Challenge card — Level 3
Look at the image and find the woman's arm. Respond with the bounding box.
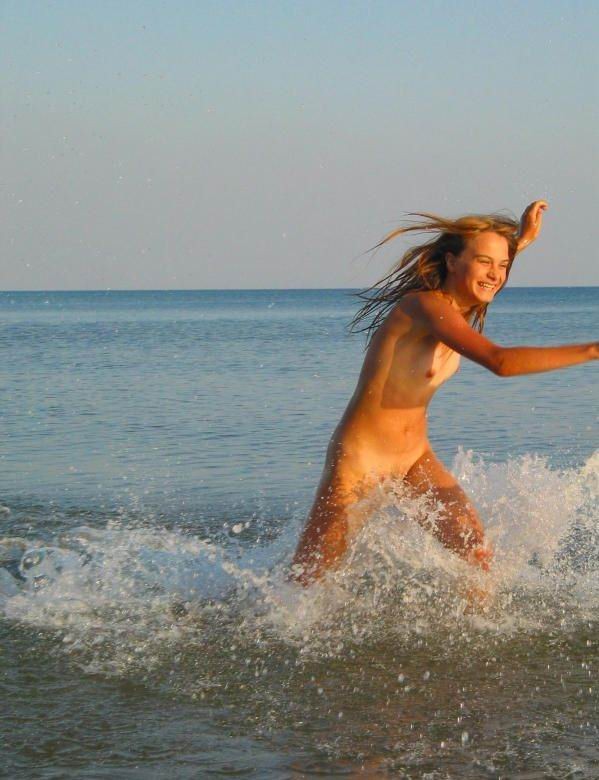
[494,342,598,376]
[404,294,598,377]
[516,200,548,253]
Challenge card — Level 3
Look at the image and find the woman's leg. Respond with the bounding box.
[404,449,492,570]
[291,478,354,584]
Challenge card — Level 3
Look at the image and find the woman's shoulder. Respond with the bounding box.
[399,289,450,314]
[380,291,445,334]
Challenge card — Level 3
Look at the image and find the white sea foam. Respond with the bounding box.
[1,450,597,674]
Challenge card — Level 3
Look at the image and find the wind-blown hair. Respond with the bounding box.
[350,212,520,345]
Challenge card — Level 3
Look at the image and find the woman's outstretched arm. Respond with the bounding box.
[493,342,598,377]
[403,294,598,377]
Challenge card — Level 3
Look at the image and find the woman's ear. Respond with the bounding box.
[445,252,457,273]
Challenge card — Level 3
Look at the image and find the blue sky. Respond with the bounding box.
[2,0,598,289]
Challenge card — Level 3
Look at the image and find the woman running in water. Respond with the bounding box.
[292,200,598,585]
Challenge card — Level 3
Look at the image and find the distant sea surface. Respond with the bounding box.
[2,288,598,778]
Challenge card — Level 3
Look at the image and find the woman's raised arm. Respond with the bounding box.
[515,200,548,254]
[403,293,598,377]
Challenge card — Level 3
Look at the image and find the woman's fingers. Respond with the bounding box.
[531,200,548,222]
[517,200,548,251]
[524,199,548,222]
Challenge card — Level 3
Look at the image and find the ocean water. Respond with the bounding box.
[1,287,598,779]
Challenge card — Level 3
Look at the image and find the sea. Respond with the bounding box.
[1,287,598,779]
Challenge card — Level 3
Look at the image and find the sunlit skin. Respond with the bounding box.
[292,201,598,585]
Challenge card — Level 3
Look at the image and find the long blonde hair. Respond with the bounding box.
[350,212,520,344]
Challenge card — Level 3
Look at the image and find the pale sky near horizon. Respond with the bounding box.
[2,0,598,290]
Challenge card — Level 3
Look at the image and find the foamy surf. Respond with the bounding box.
[1,450,598,672]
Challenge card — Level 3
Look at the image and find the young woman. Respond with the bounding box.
[292,201,598,585]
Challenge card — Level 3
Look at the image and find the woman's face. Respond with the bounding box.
[445,231,511,306]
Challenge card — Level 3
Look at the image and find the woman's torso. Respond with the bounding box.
[323,293,461,486]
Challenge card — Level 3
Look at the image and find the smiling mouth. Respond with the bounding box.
[478,282,496,290]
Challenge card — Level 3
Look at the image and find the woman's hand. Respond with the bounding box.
[517,200,548,252]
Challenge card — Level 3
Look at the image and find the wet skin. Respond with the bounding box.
[292,229,597,584]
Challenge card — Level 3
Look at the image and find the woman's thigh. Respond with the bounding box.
[404,448,460,491]
[403,449,486,554]
[292,461,381,567]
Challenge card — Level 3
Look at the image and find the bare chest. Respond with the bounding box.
[421,341,461,387]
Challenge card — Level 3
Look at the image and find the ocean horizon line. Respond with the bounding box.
[2,285,598,294]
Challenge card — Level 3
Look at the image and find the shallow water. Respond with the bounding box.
[2,288,598,778]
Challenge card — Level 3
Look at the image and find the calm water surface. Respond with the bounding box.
[1,288,598,778]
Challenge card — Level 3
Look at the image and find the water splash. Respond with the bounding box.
[1,450,598,680]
